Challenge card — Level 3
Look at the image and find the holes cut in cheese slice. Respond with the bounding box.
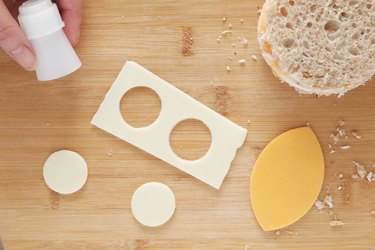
[250,127,324,231]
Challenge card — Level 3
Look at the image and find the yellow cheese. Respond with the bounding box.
[250,127,324,231]
[263,41,272,55]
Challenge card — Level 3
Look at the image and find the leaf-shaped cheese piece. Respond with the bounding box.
[250,127,324,231]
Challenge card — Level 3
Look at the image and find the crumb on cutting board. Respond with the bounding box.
[324,195,334,209]
[351,130,362,139]
[315,194,334,210]
[238,59,246,65]
[182,26,194,56]
[328,144,336,154]
[330,220,344,227]
[353,161,367,179]
[340,145,351,150]
[315,199,325,210]
[244,244,251,250]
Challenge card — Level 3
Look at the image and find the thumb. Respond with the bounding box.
[0,1,36,71]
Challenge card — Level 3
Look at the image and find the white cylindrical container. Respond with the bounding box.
[18,0,81,81]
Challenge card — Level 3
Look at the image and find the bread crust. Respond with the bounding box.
[258,0,375,96]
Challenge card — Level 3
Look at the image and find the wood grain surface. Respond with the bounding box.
[1,0,375,249]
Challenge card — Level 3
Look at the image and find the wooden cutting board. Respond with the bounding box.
[1,0,374,249]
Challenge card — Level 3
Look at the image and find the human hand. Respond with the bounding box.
[0,0,82,71]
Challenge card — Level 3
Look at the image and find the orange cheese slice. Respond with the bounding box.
[250,127,324,231]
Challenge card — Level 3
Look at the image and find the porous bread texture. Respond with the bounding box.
[258,0,375,96]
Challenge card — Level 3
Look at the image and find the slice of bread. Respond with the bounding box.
[258,0,375,96]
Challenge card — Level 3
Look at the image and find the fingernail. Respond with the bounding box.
[10,45,36,71]
[73,31,80,46]
[72,30,80,47]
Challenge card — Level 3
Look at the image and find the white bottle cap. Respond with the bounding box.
[18,0,81,81]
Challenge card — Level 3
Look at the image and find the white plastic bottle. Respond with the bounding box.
[18,0,81,81]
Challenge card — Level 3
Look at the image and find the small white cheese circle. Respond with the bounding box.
[131,182,176,227]
[43,150,88,195]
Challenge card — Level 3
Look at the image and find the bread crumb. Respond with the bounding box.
[371,210,375,216]
[338,173,344,179]
[353,161,367,179]
[182,26,194,56]
[351,130,362,139]
[228,23,233,29]
[247,119,251,124]
[330,220,344,227]
[238,37,249,47]
[337,185,343,190]
[285,230,295,235]
[217,38,221,43]
[328,144,335,154]
[275,230,281,236]
[352,174,359,179]
[329,133,340,144]
[108,150,113,157]
[244,245,251,250]
[228,56,233,60]
[338,119,345,127]
[220,30,233,37]
[251,55,258,61]
[240,19,244,23]
[232,43,237,47]
[226,66,232,72]
[222,17,227,23]
[329,120,347,144]
[366,172,373,183]
[336,126,346,137]
[315,199,325,210]
[340,145,351,150]
[239,59,246,65]
[324,195,334,209]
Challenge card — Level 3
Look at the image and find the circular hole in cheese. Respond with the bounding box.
[169,119,212,161]
[120,87,161,128]
[43,150,88,195]
[250,127,324,231]
[131,182,176,227]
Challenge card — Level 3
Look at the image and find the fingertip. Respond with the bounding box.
[64,26,80,46]
[10,44,37,71]
[58,0,82,46]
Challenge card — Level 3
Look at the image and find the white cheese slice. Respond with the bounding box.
[91,61,247,189]
[131,182,176,227]
[43,150,88,194]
